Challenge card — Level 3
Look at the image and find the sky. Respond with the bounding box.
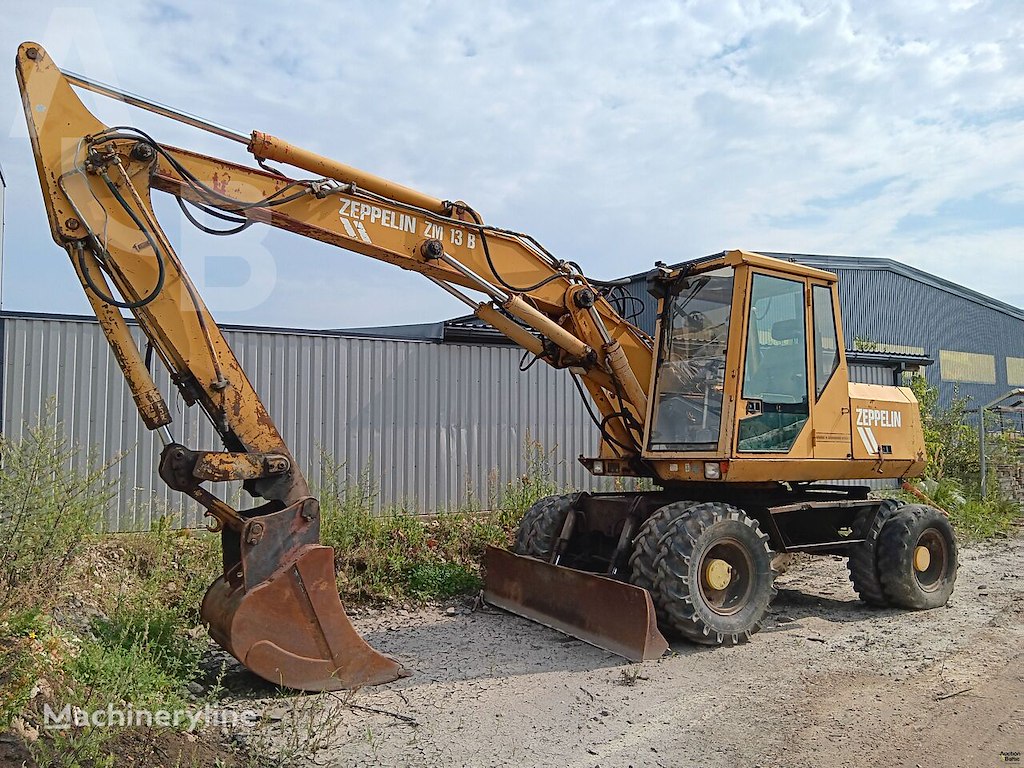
[2,1,1023,329]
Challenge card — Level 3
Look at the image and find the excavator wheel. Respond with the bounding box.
[513,494,574,560]
[628,501,697,625]
[654,502,776,646]
[877,504,958,610]
[847,498,905,606]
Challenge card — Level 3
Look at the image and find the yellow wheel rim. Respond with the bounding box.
[913,545,931,573]
[705,558,733,591]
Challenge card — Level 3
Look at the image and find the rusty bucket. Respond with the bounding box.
[201,499,406,691]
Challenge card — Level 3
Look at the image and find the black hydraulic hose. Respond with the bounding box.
[464,206,569,293]
[572,373,631,455]
[90,127,312,211]
[176,196,252,235]
[75,173,168,312]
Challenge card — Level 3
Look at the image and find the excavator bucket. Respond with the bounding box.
[483,546,668,662]
[200,500,407,691]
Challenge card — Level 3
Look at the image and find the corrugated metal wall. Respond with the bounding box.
[847,362,896,387]
[1,314,608,531]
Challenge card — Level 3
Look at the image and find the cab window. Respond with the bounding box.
[648,268,734,451]
[812,285,839,398]
[738,274,809,452]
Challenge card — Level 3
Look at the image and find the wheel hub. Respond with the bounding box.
[913,527,949,592]
[705,558,733,590]
[697,538,755,617]
[913,545,931,573]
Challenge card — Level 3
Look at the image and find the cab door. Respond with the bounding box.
[734,271,812,455]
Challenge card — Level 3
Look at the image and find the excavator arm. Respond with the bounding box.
[17,42,665,684]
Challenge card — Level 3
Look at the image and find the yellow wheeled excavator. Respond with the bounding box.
[17,42,958,688]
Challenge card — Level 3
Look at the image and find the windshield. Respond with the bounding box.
[648,267,734,451]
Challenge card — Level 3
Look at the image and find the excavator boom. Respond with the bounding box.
[16,43,412,690]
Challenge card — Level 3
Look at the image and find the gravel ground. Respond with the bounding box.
[239,532,1024,768]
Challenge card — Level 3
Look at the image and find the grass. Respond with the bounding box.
[316,436,560,605]
[320,478,527,603]
[947,493,1022,539]
[8,524,218,768]
[0,412,225,766]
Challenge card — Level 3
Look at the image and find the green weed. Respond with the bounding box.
[904,377,1024,539]
[316,451,528,603]
[0,412,115,619]
[497,435,560,514]
[86,606,203,693]
[405,561,482,599]
[948,494,1021,540]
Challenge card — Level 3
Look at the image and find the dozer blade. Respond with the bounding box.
[483,546,668,662]
[201,499,407,691]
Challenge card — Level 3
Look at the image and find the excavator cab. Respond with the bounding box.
[647,265,734,452]
[639,250,926,480]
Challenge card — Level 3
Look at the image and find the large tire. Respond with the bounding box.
[877,504,958,610]
[627,501,698,594]
[627,501,697,627]
[847,498,905,606]
[654,502,776,646]
[513,494,574,560]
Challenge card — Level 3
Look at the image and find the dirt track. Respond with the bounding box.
[240,533,1024,767]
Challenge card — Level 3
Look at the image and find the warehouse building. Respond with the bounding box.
[0,252,1018,530]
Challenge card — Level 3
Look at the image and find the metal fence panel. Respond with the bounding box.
[1,314,606,531]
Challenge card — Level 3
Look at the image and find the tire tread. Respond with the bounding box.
[847,498,905,606]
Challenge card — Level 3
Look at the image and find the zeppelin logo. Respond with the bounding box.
[338,199,420,244]
[856,408,902,428]
[855,408,900,456]
[339,200,417,235]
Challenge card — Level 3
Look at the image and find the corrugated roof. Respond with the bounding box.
[846,349,933,368]
[0,310,452,343]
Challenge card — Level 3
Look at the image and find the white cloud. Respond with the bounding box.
[1,0,1022,327]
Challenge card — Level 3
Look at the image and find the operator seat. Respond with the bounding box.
[748,319,805,400]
